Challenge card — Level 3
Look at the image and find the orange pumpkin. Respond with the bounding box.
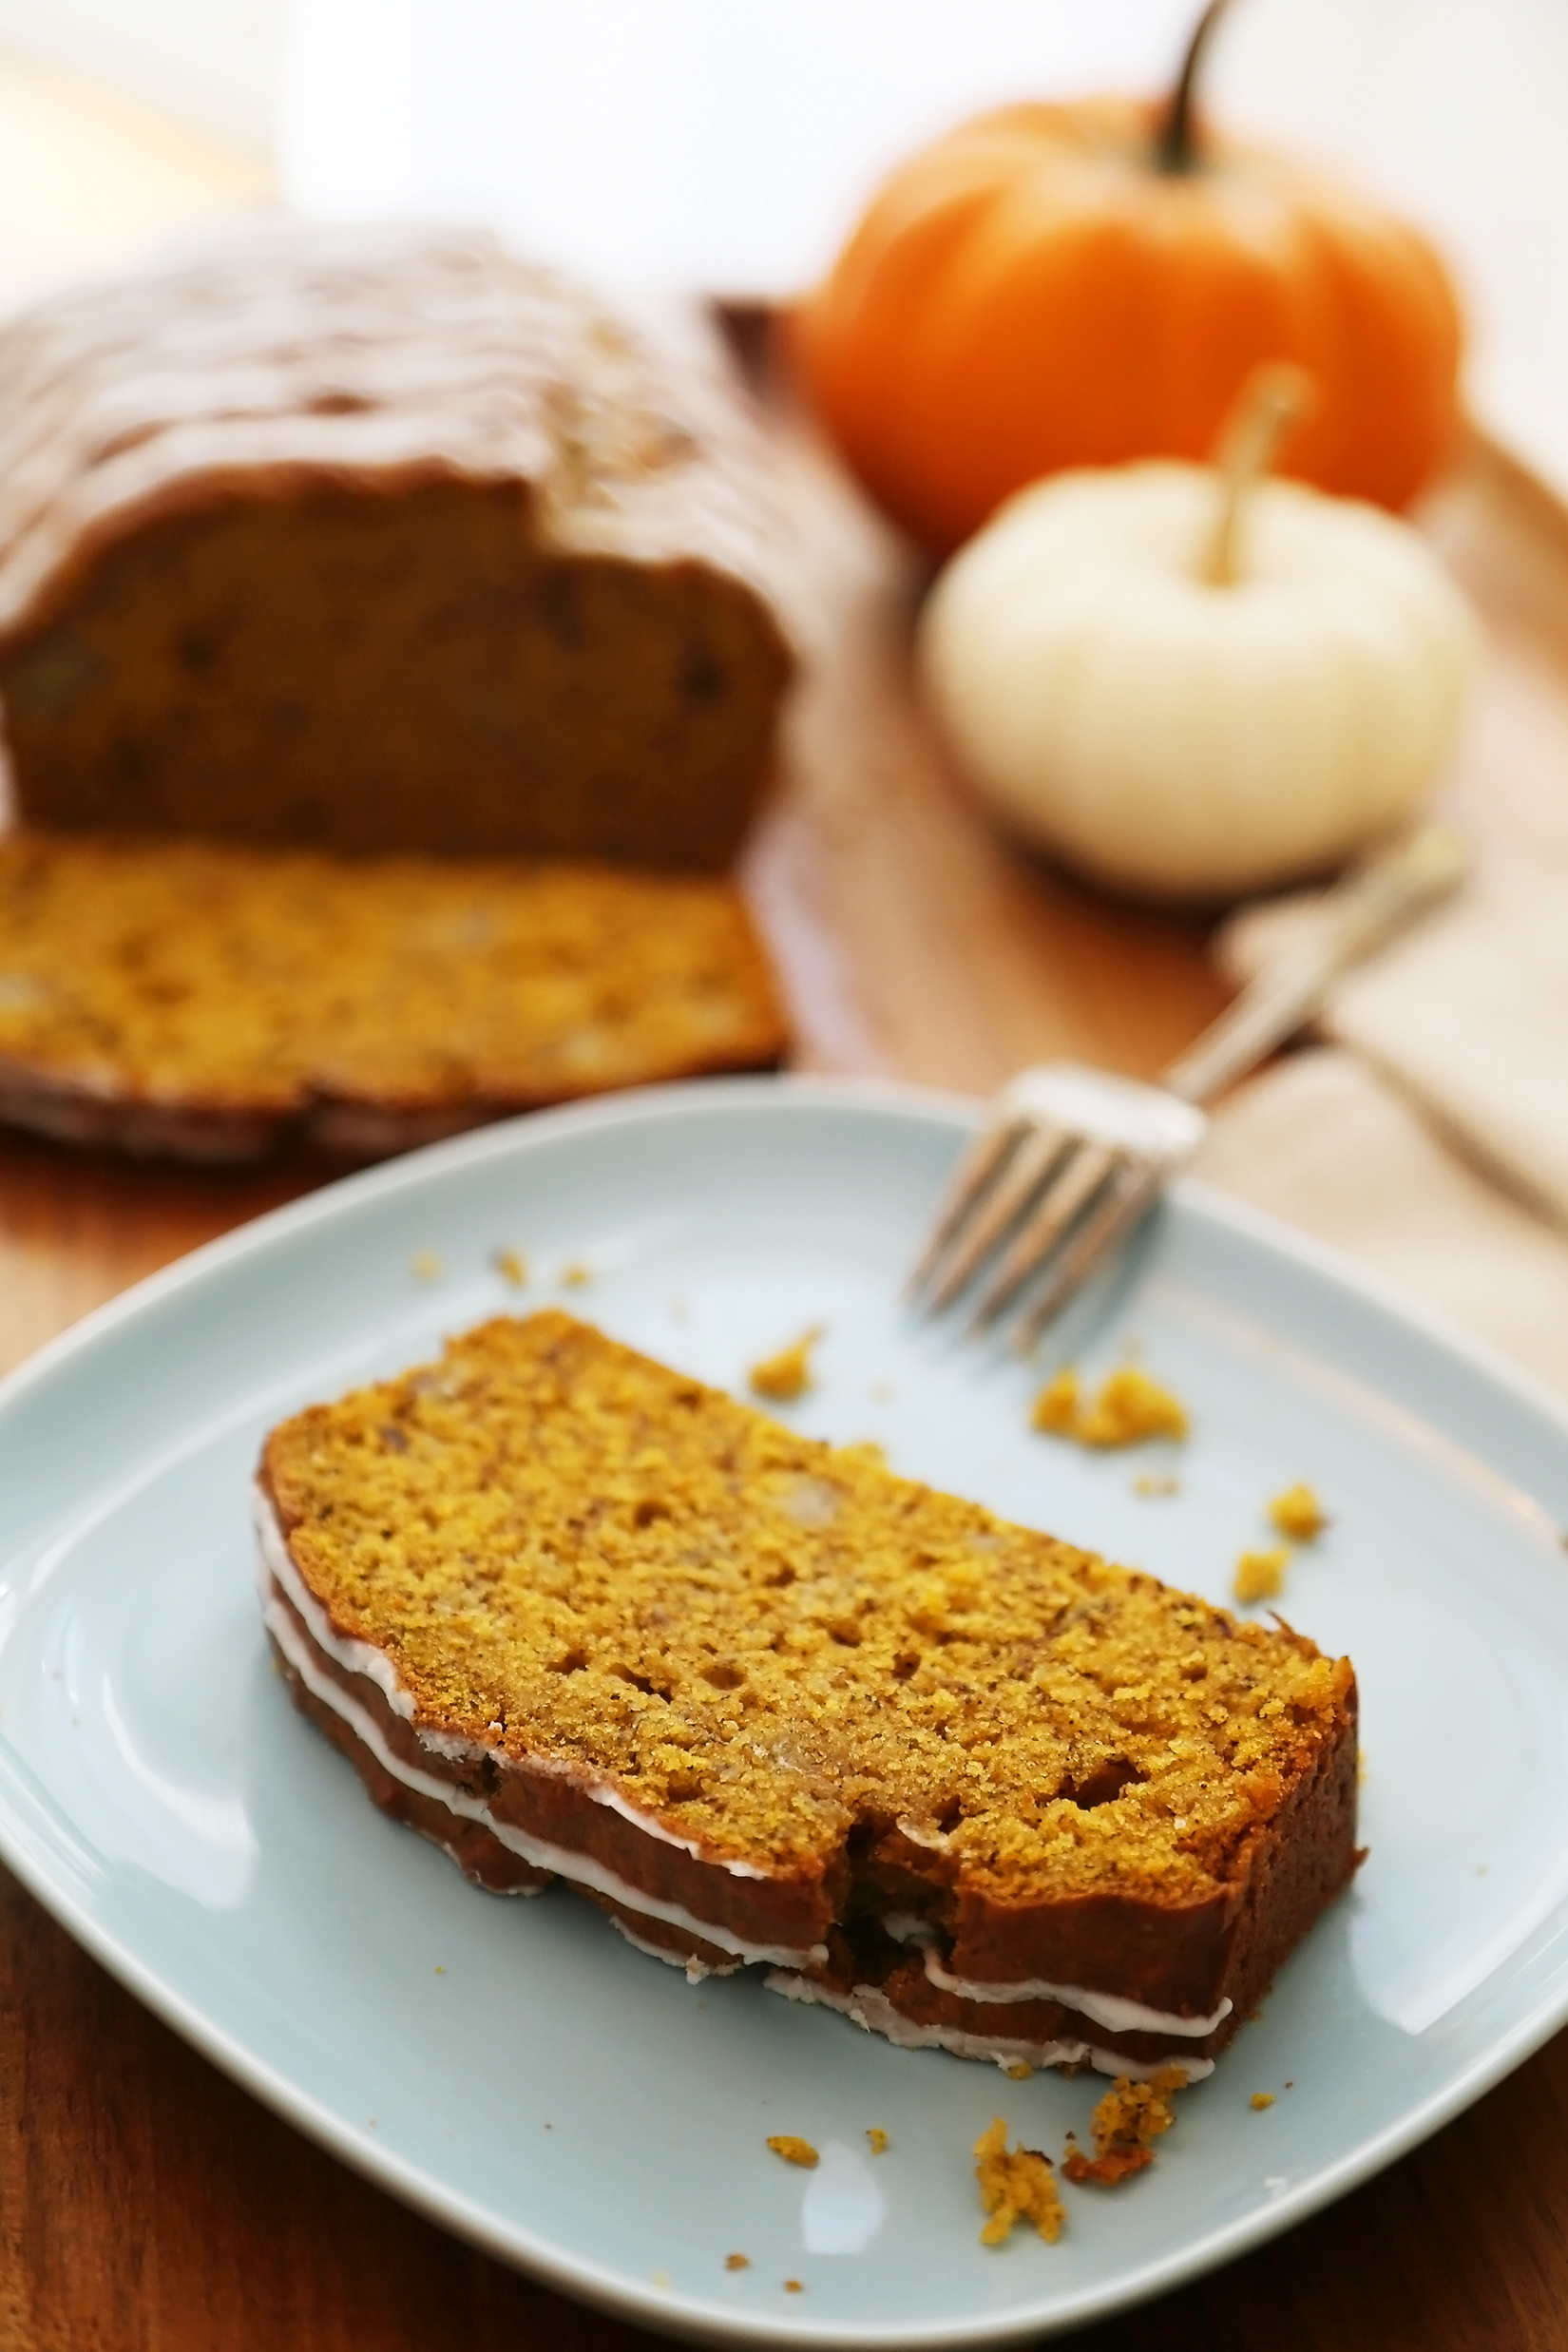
[793,0,1463,553]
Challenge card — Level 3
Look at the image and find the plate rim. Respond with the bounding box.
[3,1069,1568,2347]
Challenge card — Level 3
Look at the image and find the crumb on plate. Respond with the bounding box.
[1031,1368,1080,1435]
[1251,2093,1275,2111]
[492,1247,527,1288]
[1032,1366,1188,1448]
[749,1326,824,1403]
[1004,2061,1033,2080]
[974,2117,1064,2246]
[767,2135,819,2169]
[1268,1482,1329,1541]
[784,2279,803,2293]
[560,1261,593,1289]
[1061,2066,1187,2189]
[866,2128,889,2155]
[725,2253,750,2272]
[1133,1472,1181,1498]
[1233,1547,1289,1604]
[410,1250,444,1283]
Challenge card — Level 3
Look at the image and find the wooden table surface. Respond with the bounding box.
[2,87,1568,2338]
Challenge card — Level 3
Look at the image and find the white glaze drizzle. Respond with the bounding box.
[764,1974,1214,2084]
[920,1950,1232,2039]
[882,1911,938,1948]
[606,1912,743,1983]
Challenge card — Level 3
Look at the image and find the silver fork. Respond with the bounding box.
[908,821,1466,1350]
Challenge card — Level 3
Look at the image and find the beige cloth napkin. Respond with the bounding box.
[1196,1047,1568,1398]
[1194,490,1568,1403]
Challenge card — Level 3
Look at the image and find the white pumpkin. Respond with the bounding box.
[917,461,1479,901]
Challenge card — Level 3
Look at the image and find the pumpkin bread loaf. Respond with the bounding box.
[257,1309,1360,2076]
[0,220,798,868]
[0,833,784,1160]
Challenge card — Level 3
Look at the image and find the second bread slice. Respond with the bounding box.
[0,832,784,1160]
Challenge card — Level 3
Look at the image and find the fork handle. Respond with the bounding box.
[1160,820,1466,1107]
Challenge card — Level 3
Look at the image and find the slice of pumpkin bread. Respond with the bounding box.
[257,1310,1359,2075]
[0,832,783,1161]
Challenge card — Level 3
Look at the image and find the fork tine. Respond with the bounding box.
[906,1117,1030,1302]
[1011,1159,1163,1352]
[966,1138,1119,1329]
[922,1122,1072,1312]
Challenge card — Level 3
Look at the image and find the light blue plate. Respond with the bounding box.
[2,1076,1568,2346]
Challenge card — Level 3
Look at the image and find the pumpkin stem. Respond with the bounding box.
[1156,0,1236,174]
[1200,363,1316,587]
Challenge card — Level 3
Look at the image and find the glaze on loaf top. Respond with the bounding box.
[0,218,802,656]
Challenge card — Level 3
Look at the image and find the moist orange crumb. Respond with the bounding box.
[1061,2066,1187,2188]
[1031,1368,1080,1435]
[1004,2061,1034,2081]
[1080,1368,1189,1446]
[1269,1482,1329,1541]
[784,2280,804,2293]
[974,2117,1065,2246]
[1233,1548,1289,1604]
[725,2253,751,2271]
[1032,1366,1188,1448]
[866,2128,889,2155]
[749,1326,824,1403]
[767,2135,819,2169]
[493,1248,527,1289]
[1251,2092,1275,2111]
[1061,2137,1152,2187]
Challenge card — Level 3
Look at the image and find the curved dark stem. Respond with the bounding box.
[1155,0,1236,174]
